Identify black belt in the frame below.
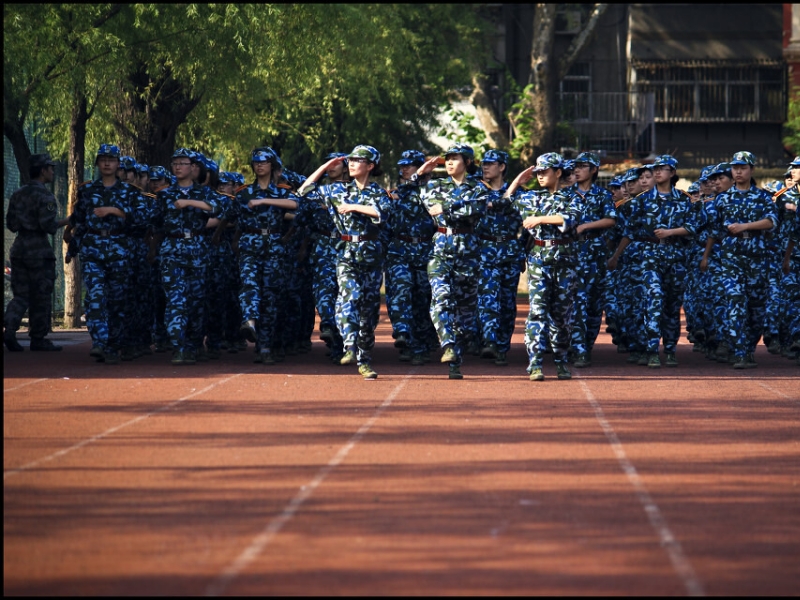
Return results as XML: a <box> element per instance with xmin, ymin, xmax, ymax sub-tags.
<box><xmin>730</xmin><ymin>231</ymin><xmax>759</xmax><ymax>239</ymax></box>
<box><xmin>396</xmin><ymin>234</ymin><xmax>430</xmax><ymax>243</ymax></box>
<box><xmin>532</xmin><ymin>238</ymin><xmax>571</xmax><ymax>248</ymax></box>
<box><xmin>165</xmin><ymin>231</ymin><xmax>202</xmax><ymax>239</ymax></box>
<box><xmin>479</xmin><ymin>234</ymin><xmax>516</xmax><ymax>242</ymax></box>
<box><xmin>243</xmin><ymin>227</ymin><xmax>280</xmax><ymax>235</ymax></box>
<box><xmin>341</xmin><ymin>234</ymin><xmax>378</xmax><ymax>242</ymax></box>
<box><xmin>318</xmin><ymin>230</ymin><xmax>340</xmax><ymax>239</ymax></box>
<box><xmin>87</xmin><ymin>228</ymin><xmax>124</xmax><ymax>238</ymax></box>
<box><xmin>437</xmin><ymin>226</ymin><xmax>474</xmax><ymax>235</ymax></box>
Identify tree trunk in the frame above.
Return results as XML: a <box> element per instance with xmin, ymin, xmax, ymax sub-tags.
<box><xmin>3</xmin><ymin>118</ymin><xmax>32</xmax><ymax>185</ymax></box>
<box><xmin>469</xmin><ymin>73</ymin><xmax>510</xmax><ymax>149</ymax></box>
<box><xmin>524</xmin><ymin>4</ymin><xmax>558</xmax><ymax>163</ymax></box>
<box><xmin>64</xmin><ymin>90</ymin><xmax>87</xmax><ymax>328</ymax></box>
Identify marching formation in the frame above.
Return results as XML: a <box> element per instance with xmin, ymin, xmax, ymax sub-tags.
<box><xmin>5</xmin><ymin>143</ymin><xmax>800</xmax><ymax>380</ymax></box>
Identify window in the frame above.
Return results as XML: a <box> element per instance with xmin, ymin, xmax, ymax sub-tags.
<box><xmin>633</xmin><ymin>62</ymin><xmax>785</xmax><ymax>123</ymax></box>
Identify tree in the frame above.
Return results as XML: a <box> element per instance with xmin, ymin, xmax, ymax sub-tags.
<box><xmin>783</xmin><ymin>86</ymin><xmax>800</xmax><ymax>156</ymax></box>
<box><xmin>470</xmin><ymin>4</ymin><xmax>608</xmax><ymax>163</ymax></box>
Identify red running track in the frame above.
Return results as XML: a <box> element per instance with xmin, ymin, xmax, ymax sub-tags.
<box><xmin>4</xmin><ymin>300</ymin><xmax>799</xmax><ymax>595</ymax></box>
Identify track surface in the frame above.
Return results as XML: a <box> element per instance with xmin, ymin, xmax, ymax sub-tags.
<box><xmin>4</xmin><ymin>301</ymin><xmax>799</xmax><ymax>596</ymax></box>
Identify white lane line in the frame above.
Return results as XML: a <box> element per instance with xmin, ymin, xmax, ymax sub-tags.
<box><xmin>578</xmin><ymin>380</ymin><xmax>705</xmax><ymax>597</ymax></box>
<box><xmin>4</xmin><ymin>378</ymin><xmax>48</xmax><ymax>393</ymax></box>
<box><xmin>206</xmin><ymin>373</ymin><xmax>413</xmax><ymax>597</ymax></box>
<box><xmin>3</xmin><ymin>373</ymin><xmax>245</xmax><ymax>480</ymax></box>
<box><xmin>757</xmin><ymin>382</ymin><xmax>799</xmax><ymax>403</ymax></box>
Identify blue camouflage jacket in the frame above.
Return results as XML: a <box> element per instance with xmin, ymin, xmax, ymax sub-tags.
<box><xmin>152</xmin><ymin>182</ymin><xmax>219</xmax><ymax>258</ymax></box>
<box><xmin>513</xmin><ymin>187</ymin><xmax>580</xmax><ymax>266</ymax></box>
<box><xmin>318</xmin><ymin>179</ymin><xmax>386</xmax><ymax>267</ymax></box>
<box><xmin>705</xmin><ymin>184</ymin><xmax>778</xmax><ymax>258</ymax></box>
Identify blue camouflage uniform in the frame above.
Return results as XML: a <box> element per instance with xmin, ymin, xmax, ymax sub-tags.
<box><xmin>234</xmin><ymin>149</ymin><xmax>296</xmax><ymax>362</ymax></box>
<box><xmin>70</xmin><ymin>145</ymin><xmax>141</xmax><ymax>362</ymax></box>
<box><xmin>152</xmin><ymin>149</ymin><xmax>219</xmax><ymax>363</ymax></box>
<box><xmin>766</xmin><ymin>178</ymin><xmax>798</xmax><ymax>354</ymax></box>
<box><xmin>382</xmin><ymin>151</ymin><xmax>438</xmax><ymax>362</ymax></box>
<box><xmin>294</xmin><ymin>170</ymin><xmax>347</xmax><ymax>362</ymax></box>
<box><xmin>420</xmin><ymin>143</ymin><xmax>489</xmax><ymax>370</ymax></box>
<box><xmin>512</xmin><ymin>152</ymin><xmax>580</xmax><ymax>377</ymax></box>
<box><xmin>569</xmin><ymin>152</ymin><xmax>616</xmax><ymax>364</ymax></box>
<box><xmin>703</xmin><ymin>151</ymin><xmax>778</xmax><ymax>366</ymax></box>
<box><xmin>474</xmin><ymin>150</ymin><xmax>523</xmax><ymax>364</ymax></box>
<box><xmin>317</xmin><ymin>146</ymin><xmax>386</xmax><ymax>370</ymax></box>
<box><xmin>622</xmin><ymin>156</ymin><xmax>692</xmax><ymax>365</ymax></box>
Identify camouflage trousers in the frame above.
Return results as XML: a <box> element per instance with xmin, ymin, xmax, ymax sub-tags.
<box><xmin>763</xmin><ymin>253</ymin><xmax>788</xmax><ymax>346</ymax></box>
<box><xmin>80</xmin><ymin>243</ymin><xmax>129</xmax><ymax>352</ymax></box>
<box><xmin>717</xmin><ymin>252</ymin><xmax>768</xmax><ymax>359</ymax></box>
<box><xmin>476</xmin><ymin>259</ymin><xmax>520</xmax><ymax>354</ymax></box>
<box><xmin>783</xmin><ymin>257</ymin><xmax>800</xmax><ymax>346</ymax></box>
<box><xmin>126</xmin><ymin>238</ymin><xmax>153</xmax><ymax>348</ymax></box>
<box><xmin>524</xmin><ymin>259</ymin><xmax>576</xmax><ymax>368</ymax></box>
<box><xmin>4</xmin><ymin>255</ymin><xmax>55</xmax><ymax>340</ymax></box>
<box><xmin>427</xmin><ymin>252</ymin><xmax>480</xmax><ymax>366</ymax></box>
<box><xmin>311</xmin><ymin>242</ymin><xmax>343</xmax><ymax>354</ymax></box>
<box><xmin>570</xmin><ymin>243</ymin><xmax>609</xmax><ymax>355</ymax></box>
<box><xmin>385</xmin><ymin>257</ymin><xmax>436</xmax><ymax>354</ymax></box>
<box><xmin>336</xmin><ymin>260</ymin><xmax>382</xmax><ymax>365</ymax></box>
<box><xmin>635</xmin><ymin>253</ymin><xmax>686</xmax><ymax>354</ymax></box>
<box><xmin>161</xmin><ymin>253</ymin><xmax>206</xmax><ymax>353</ymax></box>
<box><xmin>239</xmin><ymin>251</ymin><xmax>284</xmax><ymax>352</ymax></box>
<box><xmin>203</xmin><ymin>249</ymin><xmax>231</xmax><ymax>351</ymax></box>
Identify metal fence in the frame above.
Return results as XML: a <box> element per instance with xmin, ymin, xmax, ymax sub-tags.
<box><xmin>557</xmin><ymin>92</ymin><xmax>656</xmax><ymax>158</ymax></box>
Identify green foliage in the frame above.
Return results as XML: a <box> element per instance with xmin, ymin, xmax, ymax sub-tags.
<box><xmin>5</xmin><ymin>4</ymin><xmax>494</xmax><ymax>178</ymax></box>
<box><xmin>783</xmin><ymin>86</ymin><xmax>800</xmax><ymax>156</ymax></box>
<box><xmin>506</xmin><ymin>82</ymin><xmax>537</xmax><ymax>162</ymax></box>
<box><xmin>437</xmin><ymin>105</ymin><xmax>488</xmax><ymax>154</ymax></box>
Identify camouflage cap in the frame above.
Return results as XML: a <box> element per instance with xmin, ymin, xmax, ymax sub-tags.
<box><xmin>135</xmin><ymin>163</ymin><xmax>149</xmax><ymax>174</ymax></box>
<box><xmin>30</xmin><ymin>153</ymin><xmax>56</xmax><ymax>168</ymax></box>
<box><xmin>730</xmin><ymin>151</ymin><xmax>755</xmax><ymax>166</ymax></box>
<box><xmin>763</xmin><ymin>180</ymin><xmax>784</xmax><ymax>194</ymax></box>
<box><xmin>251</xmin><ymin>149</ymin><xmax>274</xmax><ymax>163</ymax></box>
<box><xmin>562</xmin><ymin>159</ymin><xmax>575</xmax><ymax>173</ymax></box>
<box><xmin>699</xmin><ymin>165</ymin><xmax>715</xmax><ymax>182</ymax></box>
<box><xmin>149</xmin><ymin>166</ymin><xmax>169</xmax><ymax>180</ymax></box>
<box><xmin>653</xmin><ymin>154</ymin><xmax>678</xmax><ymax>169</ymax></box>
<box><xmin>217</xmin><ymin>171</ymin><xmax>234</xmax><ymax>184</ymax></box>
<box><xmin>532</xmin><ymin>152</ymin><xmax>564</xmax><ymax>173</ymax></box>
<box><xmin>789</xmin><ymin>156</ymin><xmax>800</xmax><ymax>168</ymax></box>
<box><xmin>120</xmin><ymin>155</ymin><xmax>137</xmax><ymax>170</ymax></box>
<box><xmin>326</xmin><ymin>152</ymin><xmax>349</xmax><ymax>162</ymax></box>
<box><xmin>481</xmin><ymin>149</ymin><xmax>509</xmax><ymax>165</ymax></box>
<box><xmin>607</xmin><ymin>176</ymin><xmax>623</xmax><ymax>188</ymax></box>
<box><xmin>349</xmin><ymin>144</ymin><xmax>381</xmax><ymax>165</ymax></box>
<box><xmin>709</xmin><ymin>162</ymin><xmax>732</xmax><ymax>178</ymax></box>
<box><xmin>687</xmin><ymin>182</ymin><xmax>700</xmax><ymax>194</ymax></box>
<box><xmin>574</xmin><ymin>151</ymin><xmax>600</xmax><ymax>168</ymax></box>
<box><xmin>621</xmin><ymin>168</ymin><xmax>641</xmax><ymax>183</ymax></box>
<box><xmin>397</xmin><ymin>150</ymin><xmax>426</xmax><ymax>166</ymax></box>
<box><xmin>96</xmin><ymin>144</ymin><xmax>121</xmax><ymax>160</ymax></box>
<box><xmin>444</xmin><ymin>142</ymin><xmax>474</xmax><ymax>160</ymax></box>
<box><xmin>172</xmin><ymin>147</ymin><xmax>194</xmax><ymax>160</ymax></box>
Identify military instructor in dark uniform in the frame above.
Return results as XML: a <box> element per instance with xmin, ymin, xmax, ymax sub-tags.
<box><xmin>4</xmin><ymin>153</ymin><xmax>67</xmax><ymax>351</ymax></box>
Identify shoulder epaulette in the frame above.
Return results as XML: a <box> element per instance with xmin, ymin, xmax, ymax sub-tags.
<box><xmin>220</xmin><ymin>192</ymin><xmax>235</xmax><ymax>199</ymax></box>
<box><xmin>234</xmin><ymin>184</ymin><xmax>249</xmax><ymax>194</ymax></box>
<box><xmin>79</xmin><ymin>180</ymin><xmax>92</xmax><ymax>188</ymax></box>
<box><xmin>276</xmin><ymin>182</ymin><xmax>293</xmax><ymax>190</ymax></box>
<box><xmin>678</xmin><ymin>190</ymin><xmax>692</xmax><ymax>200</ymax></box>
<box><xmin>615</xmin><ymin>198</ymin><xmax>630</xmax><ymax>208</ymax></box>
<box><xmin>142</xmin><ymin>192</ymin><xmax>156</xmax><ymax>199</ymax></box>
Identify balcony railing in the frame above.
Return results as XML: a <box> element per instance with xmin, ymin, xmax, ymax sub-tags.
<box><xmin>557</xmin><ymin>92</ymin><xmax>656</xmax><ymax>158</ymax></box>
